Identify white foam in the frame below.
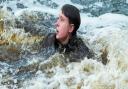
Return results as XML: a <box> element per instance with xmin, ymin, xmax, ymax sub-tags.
<box><xmin>1</xmin><ymin>0</ymin><xmax>128</xmax><ymax>89</ymax></box>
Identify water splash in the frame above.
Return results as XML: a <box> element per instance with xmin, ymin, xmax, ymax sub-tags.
<box><xmin>0</xmin><ymin>0</ymin><xmax>128</xmax><ymax>89</ymax></box>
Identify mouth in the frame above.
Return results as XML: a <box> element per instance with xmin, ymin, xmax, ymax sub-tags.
<box><xmin>56</xmin><ymin>30</ymin><xmax>59</xmax><ymax>34</ymax></box>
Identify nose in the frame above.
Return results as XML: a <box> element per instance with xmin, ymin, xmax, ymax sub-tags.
<box><xmin>55</xmin><ymin>19</ymin><xmax>59</xmax><ymax>28</ymax></box>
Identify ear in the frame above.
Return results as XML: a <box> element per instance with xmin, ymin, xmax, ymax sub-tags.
<box><xmin>69</xmin><ymin>24</ymin><xmax>74</xmax><ymax>33</ymax></box>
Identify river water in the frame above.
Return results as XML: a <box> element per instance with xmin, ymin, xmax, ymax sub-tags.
<box><xmin>0</xmin><ymin>0</ymin><xmax>128</xmax><ymax>89</ymax></box>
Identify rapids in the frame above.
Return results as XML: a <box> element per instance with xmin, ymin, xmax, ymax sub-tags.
<box><xmin>0</xmin><ymin>0</ymin><xmax>128</xmax><ymax>89</ymax></box>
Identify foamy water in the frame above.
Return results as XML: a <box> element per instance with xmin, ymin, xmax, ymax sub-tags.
<box><xmin>0</xmin><ymin>0</ymin><xmax>128</xmax><ymax>89</ymax></box>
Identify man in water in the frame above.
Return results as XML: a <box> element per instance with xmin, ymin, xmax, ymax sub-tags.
<box><xmin>42</xmin><ymin>4</ymin><xmax>94</xmax><ymax>62</ymax></box>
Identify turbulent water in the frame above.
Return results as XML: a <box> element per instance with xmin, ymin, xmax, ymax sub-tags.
<box><xmin>0</xmin><ymin>0</ymin><xmax>128</xmax><ymax>89</ymax></box>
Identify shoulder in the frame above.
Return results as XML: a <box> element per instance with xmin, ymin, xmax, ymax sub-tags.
<box><xmin>42</xmin><ymin>33</ymin><xmax>56</xmax><ymax>48</ymax></box>
<box><xmin>45</xmin><ymin>33</ymin><xmax>56</xmax><ymax>40</ymax></box>
<box><xmin>67</xmin><ymin>36</ymin><xmax>95</xmax><ymax>61</ymax></box>
<box><xmin>76</xmin><ymin>37</ymin><xmax>94</xmax><ymax>58</ymax></box>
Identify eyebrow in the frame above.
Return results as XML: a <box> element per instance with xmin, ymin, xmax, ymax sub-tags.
<box><xmin>59</xmin><ymin>15</ymin><xmax>64</xmax><ymax>19</ymax></box>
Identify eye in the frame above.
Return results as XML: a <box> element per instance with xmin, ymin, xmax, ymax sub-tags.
<box><xmin>56</xmin><ymin>16</ymin><xmax>64</xmax><ymax>22</ymax></box>
<box><xmin>59</xmin><ymin>16</ymin><xmax>64</xmax><ymax>21</ymax></box>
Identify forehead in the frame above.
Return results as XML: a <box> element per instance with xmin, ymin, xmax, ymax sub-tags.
<box><xmin>59</xmin><ymin>11</ymin><xmax>68</xmax><ymax>20</ymax></box>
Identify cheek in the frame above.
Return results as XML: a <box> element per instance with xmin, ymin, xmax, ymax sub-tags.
<box><xmin>60</xmin><ymin>27</ymin><xmax>69</xmax><ymax>35</ymax></box>
<box><xmin>58</xmin><ymin>30</ymin><xmax>67</xmax><ymax>37</ymax></box>
<box><xmin>57</xmin><ymin>22</ymin><xmax>70</xmax><ymax>35</ymax></box>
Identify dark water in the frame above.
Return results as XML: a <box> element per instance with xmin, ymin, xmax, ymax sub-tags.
<box><xmin>0</xmin><ymin>0</ymin><xmax>128</xmax><ymax>89</ymax></box>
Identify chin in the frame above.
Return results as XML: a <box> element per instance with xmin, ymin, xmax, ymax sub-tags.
<box><xmin>56</xmin><ymin>35</ymin><xmax>60</xmax><ymax>39</ymax></box>
<box><xmin>56</xmin><ymin>35</ymin><xmax>63</xmax><ymax>41</ymax></box>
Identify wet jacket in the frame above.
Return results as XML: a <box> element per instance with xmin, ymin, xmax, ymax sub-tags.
<box><xmin>42</xmin><ymin>33</ymin><xmax>94</xmax><ymax>62</ymax></box>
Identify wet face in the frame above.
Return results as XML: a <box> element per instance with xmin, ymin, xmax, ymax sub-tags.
<box><xmin>55</xmin><ymin>11</ymin><xmax>74</xmax><ymax>43</ymax></box>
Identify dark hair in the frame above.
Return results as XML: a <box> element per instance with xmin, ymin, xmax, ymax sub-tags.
<box><xmin>61</xmin><ymin>4</ymin><xmax>81</xmax><ymax>36</ymax></box>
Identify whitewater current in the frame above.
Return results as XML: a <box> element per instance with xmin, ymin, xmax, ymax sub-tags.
<box><xmin>0</xmin><ymin>0</ymin><xmax>128</xmax><ymax>89</ymax></box>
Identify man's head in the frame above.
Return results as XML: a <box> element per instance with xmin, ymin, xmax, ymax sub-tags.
<box><xmin>55</xmin><ymin>4</ymin><xmax>81</xmax><ymax>44</ymax></box>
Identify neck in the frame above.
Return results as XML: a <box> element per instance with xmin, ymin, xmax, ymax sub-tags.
<box><xmin>60</xmin><ymin>35</ymin><xmax>71</xmax><ymax>45</ymax></box>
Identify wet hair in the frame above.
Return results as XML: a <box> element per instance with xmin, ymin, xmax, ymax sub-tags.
<box><xmin>61</xmin><ymin>4</ymin><xmax>81</xmax><ymax>36</ymax></box>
